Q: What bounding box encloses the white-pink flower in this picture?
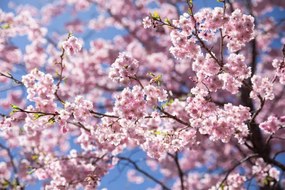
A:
[142,16,152,29]
[259,116,280,133]
[62,36,82,55]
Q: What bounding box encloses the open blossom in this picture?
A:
[227,173,246,188]
[24,42,47,71]
[144,85,168,106]
[0,162,10,179]
[62,36,82,55]
[218,73,243,94]
[224,53,251,80]
[272,58,285,84]
[259,116,280,133]
[211,173,246,190]
[224,9,255,52]
[114,85,145,120]
[193,53,220,77]
[169,29,200,60]
[22,68,56,111]
[142,16,152,29]
[34,168,49,180]
[186,96,250,143]
[0,117,12,130]
[64,96,93,122]
[252,158,280,185]
[250,75,274,100]
[109,52,139,84]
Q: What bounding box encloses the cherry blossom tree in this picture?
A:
[1,0,285,189]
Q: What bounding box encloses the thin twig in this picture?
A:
[218,154,258,189]
[0,143,23,189]
[117,156,170,190]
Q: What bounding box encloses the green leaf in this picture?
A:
[152,130,167,136]
[162,99,174,108]
[27,168,36,175]
[188,0,193,6]
[151,11,160,20]
[31,154,39,161]
[2,179,9,187]
[11,104,19,110]
[48,117,55,124]
[263,178,269,186]
[164,18,171,25]
[1,23,10,29]
[11,179,19,187]
[220,183,225,190]
[153,74,162,85]
[147,72,155,77]
[33,113,45,120]
[263,175,275,186]
[188,8,193,15]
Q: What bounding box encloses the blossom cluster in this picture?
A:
[224,9,255,52]
[109,53,139,84]
[62,36,82,56]
[34,151,109,190]
[169,8,255,60]
[259,116,281,134]
[272,58,285,84]
[186,96,250,143]
[57,96,93,133]
[169,8,254,96]
[113,86,145,120]
[210,173,246,190]
[22,68,56,112]
[1,0,285,189]
[144,85,168,106]
[252,158,280,185]
[250,75,275,101]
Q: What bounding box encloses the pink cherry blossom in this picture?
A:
[259,115,280,133]
[62,36,82,55]
[0,0,285,189]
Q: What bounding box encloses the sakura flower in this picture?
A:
[142,16,152,29]
[114,85,145,120]
[250,75,274,100]
[109,52,139,84]
[144,85,168,106]
[259,116,280,133]
[252,158,280,185]
[272,58,285,84]
[62,36,82,55]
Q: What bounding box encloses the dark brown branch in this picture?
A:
[128,75,144,89]
[89,110,119,119]
[68,121,91,133]
[14,107,58,117]
[250,95,265,123]
[157,106,190,127]
[273,150,285,160]
[0,143,23,189]
[218,154,258,188]
[169,152,185,190]
[0,72,23,85]
[54,34,72,104]
[117,156,170,190]
[267,158,285,171]
[263,87,285,120]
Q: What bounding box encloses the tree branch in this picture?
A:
[116,156,170,190]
